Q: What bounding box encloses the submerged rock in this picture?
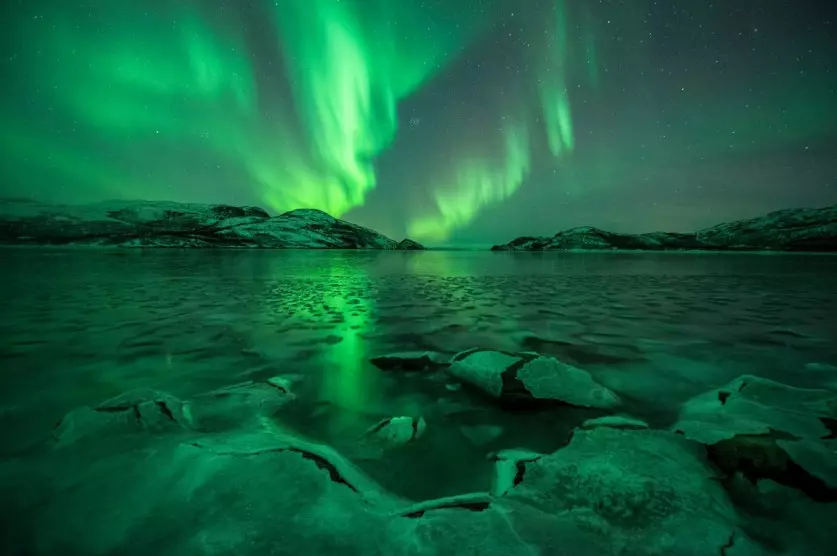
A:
[673,374,837,500]
[459,424,504,447]
[369,351,449,372]
[446,348,620,409]
[492,204,837,252]
[0,200,402,249]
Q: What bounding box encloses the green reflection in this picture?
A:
[313,262,380,434]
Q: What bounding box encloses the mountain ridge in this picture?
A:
[0,199,425,250]
[491,205,837,252]
[3,199,835,252]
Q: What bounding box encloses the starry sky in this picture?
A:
[1,0,836,246]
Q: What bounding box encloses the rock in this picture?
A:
[396,238,426,250]
[52,379,300,446]
[21,428,416,555]
[491,204,837,252]
[499,427,760,555]
[448,349,516,397]
[446,349,620,409]
[725,473,837,555]
[14,393,796,555]
[489,449,545,496]
[362,416,426,447]
[0,200,401,249]
[707,434,837,500]
[580,415,649,430]
[515,356,621,408]
[673,375,836,443]
[24,417,582,555]
[53,389,192,445]
[188,428,404,508]
[673,374,837,500]
[369,351,449,372]
[776,438,837,490]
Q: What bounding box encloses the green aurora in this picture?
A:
[1,0,835,243]
[0,0,590,242]
[270,0,495,218]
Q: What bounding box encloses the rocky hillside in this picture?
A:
[0,199,424,249]
[491,205,837,252]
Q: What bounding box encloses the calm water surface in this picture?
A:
[2,249,836,499]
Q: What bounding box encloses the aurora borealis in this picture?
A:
[1,0,835,245]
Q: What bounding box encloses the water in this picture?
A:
[2,249,837,500]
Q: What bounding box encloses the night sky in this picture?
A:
[1,0,836,246]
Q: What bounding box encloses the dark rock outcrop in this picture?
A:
[0,199,404,249]
[672,375,837,499]
[492,205,837,252]
[369,351,450,372]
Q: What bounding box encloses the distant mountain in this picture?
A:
[0,199,425,250]
[491,205,837,252]
[396,238,425,250]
